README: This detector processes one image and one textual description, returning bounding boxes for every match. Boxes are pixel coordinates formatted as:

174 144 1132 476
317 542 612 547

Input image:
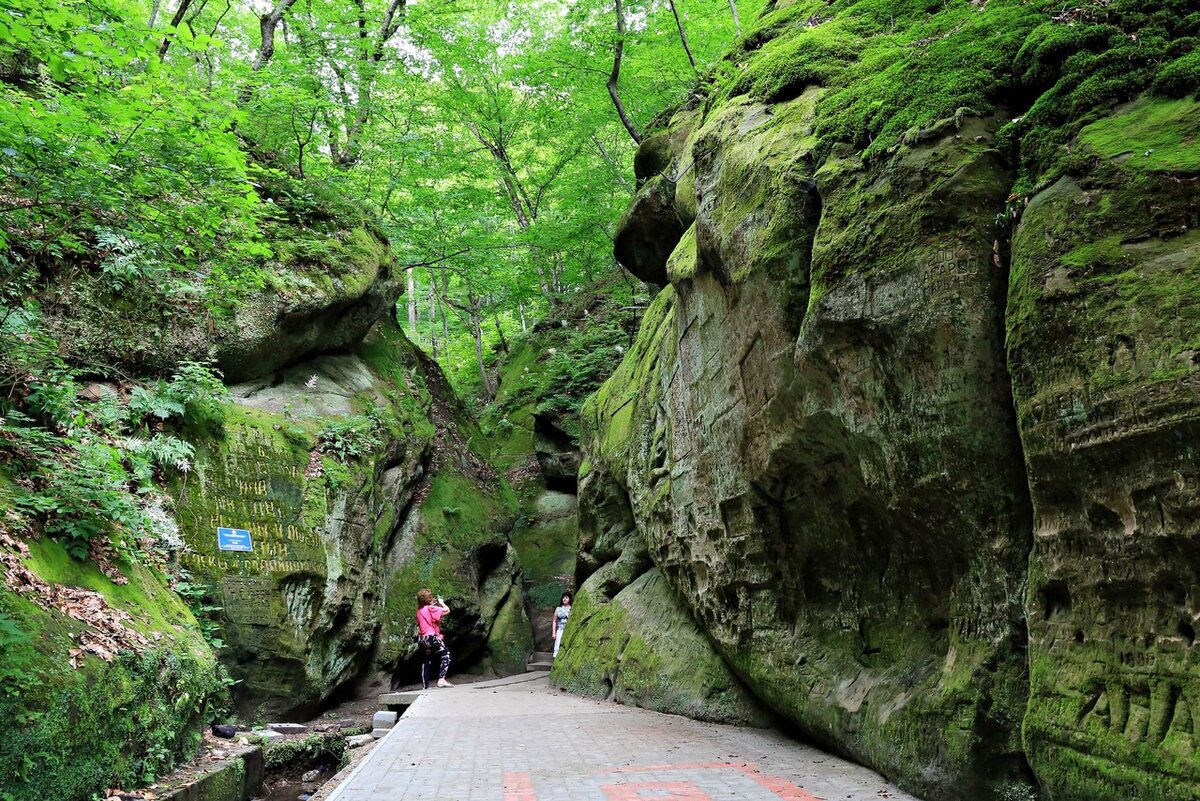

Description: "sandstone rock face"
589 94 1033 799
553 569 772 727
42 222 399 384
215 226 401 383
589 26 1200 799
172 320 523 718
1009 97 1200 800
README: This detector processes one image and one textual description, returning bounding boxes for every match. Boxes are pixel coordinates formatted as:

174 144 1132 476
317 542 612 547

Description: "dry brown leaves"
505 457 542 485
0 528 151 667
105 789 156 800
305 449 325 479
89 538 130 585
1051 0 1113 25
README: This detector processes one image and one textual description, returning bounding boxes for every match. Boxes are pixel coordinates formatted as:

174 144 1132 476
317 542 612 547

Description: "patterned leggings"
420 636 451 686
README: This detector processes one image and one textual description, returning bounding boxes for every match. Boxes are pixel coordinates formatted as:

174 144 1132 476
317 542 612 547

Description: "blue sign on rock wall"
217 527 254 552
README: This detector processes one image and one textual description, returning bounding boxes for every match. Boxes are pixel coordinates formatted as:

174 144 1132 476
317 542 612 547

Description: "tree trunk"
157 0 195 57
519 302 527 333
254 0 300 71
728 0 741 36
472 309 497 400
148 0 163 28
668 0 697 71
407 267 417 337
440 269 450 341
494 311 509 354
608 0 642 144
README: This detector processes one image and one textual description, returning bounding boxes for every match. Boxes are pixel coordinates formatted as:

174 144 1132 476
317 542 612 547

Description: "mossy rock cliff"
584 1 1200 800
171 317 524 717
41 169 401 383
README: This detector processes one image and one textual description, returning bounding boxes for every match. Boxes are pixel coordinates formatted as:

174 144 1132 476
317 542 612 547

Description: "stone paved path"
325 674 920 801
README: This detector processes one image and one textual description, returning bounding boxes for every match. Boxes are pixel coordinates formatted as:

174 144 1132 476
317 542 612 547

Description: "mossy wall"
0 536 225 801
1008 97 1200 800
552 570 772 727
172 316 526 716
580 1 1200 799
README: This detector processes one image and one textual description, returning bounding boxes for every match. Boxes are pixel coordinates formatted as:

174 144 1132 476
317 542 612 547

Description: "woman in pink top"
416 588 452 688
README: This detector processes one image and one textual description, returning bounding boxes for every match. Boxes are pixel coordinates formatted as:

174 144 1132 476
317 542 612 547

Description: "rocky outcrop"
42 173 401 384
1010 97 1200 800
172 319 524 717
553 569 773 727
483 277 638 651
575 3 1200 800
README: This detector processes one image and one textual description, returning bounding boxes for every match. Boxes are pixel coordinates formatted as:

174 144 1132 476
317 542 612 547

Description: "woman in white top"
552 591 572 658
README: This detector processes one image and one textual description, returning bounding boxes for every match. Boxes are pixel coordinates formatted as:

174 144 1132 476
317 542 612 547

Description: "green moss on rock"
0 537 225 801
552 571 772 726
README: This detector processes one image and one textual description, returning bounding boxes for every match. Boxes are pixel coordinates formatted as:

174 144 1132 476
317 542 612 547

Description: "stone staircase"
526 650 554 672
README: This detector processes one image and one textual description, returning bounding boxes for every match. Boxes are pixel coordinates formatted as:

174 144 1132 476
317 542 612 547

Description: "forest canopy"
0 0 753 398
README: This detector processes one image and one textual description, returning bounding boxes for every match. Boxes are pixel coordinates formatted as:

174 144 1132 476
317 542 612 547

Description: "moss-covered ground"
0 530 225 801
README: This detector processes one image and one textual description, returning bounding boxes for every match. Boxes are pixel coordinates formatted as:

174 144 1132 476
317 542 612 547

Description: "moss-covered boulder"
585 104 1031 798
1008 97 1200 801
552 570 772 726
171 318 523 717
613 175 686 286
40 173 401 384
213 222 399 383
0 531 226 801
580 2 1200 799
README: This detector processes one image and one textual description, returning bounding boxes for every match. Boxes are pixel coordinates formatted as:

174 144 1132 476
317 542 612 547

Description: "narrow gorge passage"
2 1 1198 801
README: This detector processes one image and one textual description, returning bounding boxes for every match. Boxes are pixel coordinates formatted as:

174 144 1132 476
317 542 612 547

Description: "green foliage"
317 413 384 460
0 635 226 801
0 0 268 296
172 573 226 650
0 360 228 559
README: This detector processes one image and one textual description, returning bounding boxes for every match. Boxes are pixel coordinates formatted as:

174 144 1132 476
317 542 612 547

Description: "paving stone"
324 675 922 801
526 661 552 671
268 722 309 734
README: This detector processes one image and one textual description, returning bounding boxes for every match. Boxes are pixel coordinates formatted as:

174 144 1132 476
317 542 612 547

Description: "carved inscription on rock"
221 576 276 626
177 422 325 577
921 246 984 299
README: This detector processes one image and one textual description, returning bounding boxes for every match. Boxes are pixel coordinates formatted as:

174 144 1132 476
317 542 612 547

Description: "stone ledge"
159 746 264 801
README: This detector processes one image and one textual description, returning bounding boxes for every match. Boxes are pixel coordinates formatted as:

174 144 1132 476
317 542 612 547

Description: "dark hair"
416 588 434 607
561 591 573 605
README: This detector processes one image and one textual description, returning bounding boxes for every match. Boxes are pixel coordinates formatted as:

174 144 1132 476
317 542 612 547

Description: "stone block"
372 710 398 729
379 691 423 707
267 722 308 734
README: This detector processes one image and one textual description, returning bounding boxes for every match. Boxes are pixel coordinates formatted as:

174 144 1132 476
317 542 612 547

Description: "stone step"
528 651 554 663
527 661 553 671
379 690 425 708
372 710 399 730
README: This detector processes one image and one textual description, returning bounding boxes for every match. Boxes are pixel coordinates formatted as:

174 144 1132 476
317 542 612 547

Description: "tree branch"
608 0 642 144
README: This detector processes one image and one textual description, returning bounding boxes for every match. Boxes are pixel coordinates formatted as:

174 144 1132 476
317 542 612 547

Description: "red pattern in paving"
599 780 715 800
503 771 537 801
514 762 821 800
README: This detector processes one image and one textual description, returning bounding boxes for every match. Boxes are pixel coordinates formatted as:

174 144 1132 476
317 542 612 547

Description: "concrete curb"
323 694 430 801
